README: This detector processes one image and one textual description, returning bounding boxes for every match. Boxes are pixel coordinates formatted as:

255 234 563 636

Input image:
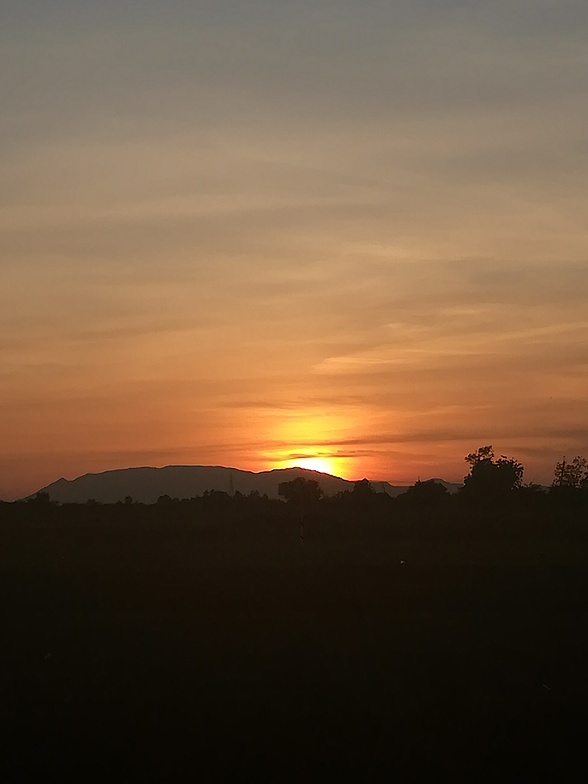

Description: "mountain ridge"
28 465 462 504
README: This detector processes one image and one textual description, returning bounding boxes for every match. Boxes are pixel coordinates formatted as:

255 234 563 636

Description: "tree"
462 446 524 500
402 479 449 508
552 456 588 489
29 491 52 505
465 445 494 467
352 479 375 499
278 477 323 507
278 477 323 544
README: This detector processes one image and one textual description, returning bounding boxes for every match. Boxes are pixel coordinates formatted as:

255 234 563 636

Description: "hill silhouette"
31 465 461 504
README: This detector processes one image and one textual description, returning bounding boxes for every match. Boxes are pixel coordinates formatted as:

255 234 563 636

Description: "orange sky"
2 2 588 499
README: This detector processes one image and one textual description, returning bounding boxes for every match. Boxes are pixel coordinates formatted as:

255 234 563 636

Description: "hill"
28 465 460 504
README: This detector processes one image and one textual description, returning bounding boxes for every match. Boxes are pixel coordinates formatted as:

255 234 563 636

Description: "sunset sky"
2 1 588 499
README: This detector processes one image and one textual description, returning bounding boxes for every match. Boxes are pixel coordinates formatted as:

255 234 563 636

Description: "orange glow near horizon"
275 455 348 478
264 412 358 479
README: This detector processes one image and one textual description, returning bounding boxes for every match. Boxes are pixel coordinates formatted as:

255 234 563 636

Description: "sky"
2 0 588 499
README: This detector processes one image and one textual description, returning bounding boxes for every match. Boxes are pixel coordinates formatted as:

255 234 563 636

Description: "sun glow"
279 456 339 475
264 412 358 479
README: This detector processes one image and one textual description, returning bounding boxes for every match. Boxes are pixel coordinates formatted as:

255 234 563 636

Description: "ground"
1 509 587 781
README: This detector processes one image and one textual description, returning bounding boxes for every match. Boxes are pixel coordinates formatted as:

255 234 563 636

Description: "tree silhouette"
278 477 323 544
278 477 323 507
552 456 588 488
402 479 449 508
462 446 524 500
29 491 52 505
352 479 375 499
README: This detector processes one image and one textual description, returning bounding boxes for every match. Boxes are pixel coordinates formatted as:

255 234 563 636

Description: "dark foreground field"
2 507 587 781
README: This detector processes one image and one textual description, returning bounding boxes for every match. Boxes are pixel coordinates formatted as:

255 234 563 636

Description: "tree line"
4 446 587 528
277 445 588 508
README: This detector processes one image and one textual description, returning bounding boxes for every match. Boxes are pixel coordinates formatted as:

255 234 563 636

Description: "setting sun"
264 413 357 479
279 456 340 476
